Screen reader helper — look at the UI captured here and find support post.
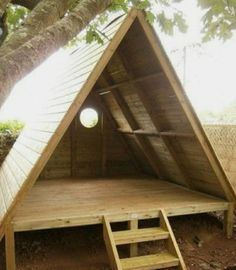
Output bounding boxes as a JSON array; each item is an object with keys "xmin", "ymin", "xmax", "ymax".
[
  {"xmin": 224, "ymin": 202, "xmax": 234, "ymax": 239},
  {"xmin": 128, "ymin": 219, "xmax": 138, "ymax": 257},
  {"xmin": 5, "ymin": 222, "xmax": 16, "ymax": 270},
  {"xmin": 101, "ymin": 112, "xmax": 107, "ymax": 176},
  {"xmin": 70, "ymin": 117, "xmax": 78, "ymax": 177}
]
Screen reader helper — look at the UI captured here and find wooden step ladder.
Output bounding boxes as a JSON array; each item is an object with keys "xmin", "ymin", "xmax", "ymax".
[{"xmin": 103, "ymin": 209, "xmax": 187, "ymax": 270}]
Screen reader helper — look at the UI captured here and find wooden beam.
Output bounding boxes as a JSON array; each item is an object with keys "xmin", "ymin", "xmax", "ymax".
[
  {"xmin": 96, "ymin": 72, "xmax": 164, "ymax": 94},
  {"xmin": 103, "ymin": 216, "xmax": 122, "ymax": 270},
  {"xmin": 160, "ymin": 131, "xmax": 194, "ymax": 138},
  {"xmin": 128, "ymin": 219, "xmax": 138, "ymax": 257},
  {"xmin": 102, "ymin": 70, "xmax": 165, "ymax": 178},
  {"xmin": 159, "ymin": 210, "xmax": 187, "ymax": 270},
  {"xmin": 223, "ymin": 202, "xmax": 234, "ymax": 239},
  {"xmin": 70, "ymin": 117, "xmax": 78, "ymax": 177},
  {"xmin": 118, "ymin": 128, "xmax": 194, "ymax": 138},
  {"xmin": 5, "ymin": 222, "xmax": 16, "ymax": 270},
  {"xmin": 116, "ymin": 49, "xmax": 192, "ymax": 188},
  {"xmin": 137, "ymin": 11, "xmax": 236, "ymax": 201},
  {"xmin": 101, "ymin": 112, "xmax": 107, "ymax": 176}
]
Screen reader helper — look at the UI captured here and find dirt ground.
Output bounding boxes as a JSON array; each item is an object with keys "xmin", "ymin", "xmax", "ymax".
[{"xmin": 0, "ymin": 214, "xmax": 235, "ymax": 270}]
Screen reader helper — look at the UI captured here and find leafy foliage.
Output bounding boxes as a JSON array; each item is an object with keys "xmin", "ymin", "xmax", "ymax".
[
  {"xmin": 3, "ymin": 0, "xmax": 236, "ymax": 46},
  {"xmin": 85, "ymin": 12, "xmax": 110, "ymax": 44},
  {"xmin": 198, "ymin": 0, "xmax": 236, "ymax": 41},
  {"xmin": 67, "ymin": 11, "xmax": 110, "ymax": 47},
  {"xmin": 0, "ymin": 120, "xmax": 24, "ymax": 134},
  {"xmin": 6, "ymin": 4, "xmax": 29, "ymax": 33},
  {"xmin": 0, "ymin": 120, "xmax": 24, "ymax": 165},
  {"xmin": 83, "ymin": 0, "xmax": 188, "ymax": 45}
]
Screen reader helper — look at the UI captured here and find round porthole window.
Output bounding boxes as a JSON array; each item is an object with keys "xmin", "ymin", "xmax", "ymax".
[{"xmin": 80, "ymin": 108, "xmax": 98, "ymax": 128}]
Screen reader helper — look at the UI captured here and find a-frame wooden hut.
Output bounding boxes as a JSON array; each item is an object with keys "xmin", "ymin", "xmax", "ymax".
[{"xmin": 0, "ymin": 9, "xmax": 235, "ymax": 270}]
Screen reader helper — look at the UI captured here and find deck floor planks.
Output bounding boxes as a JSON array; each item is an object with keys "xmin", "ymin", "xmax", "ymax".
[{"xmin": 13, "ymin": 176, "xmax": 228, "ymax": 232}]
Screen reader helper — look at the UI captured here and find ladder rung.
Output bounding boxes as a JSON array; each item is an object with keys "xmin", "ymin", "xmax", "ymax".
[
  {"xmin": 113, "ymin": 227, "xmax": 169, "ymax": 245},
  {"xmin": 121, "ymin": 252, "xmax": 179, "ymax": 270}
]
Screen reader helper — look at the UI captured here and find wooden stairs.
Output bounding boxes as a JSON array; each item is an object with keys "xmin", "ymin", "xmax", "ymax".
[{"xmin": 103, "ymin": 209, "xmax": 187, "ymax": 270}]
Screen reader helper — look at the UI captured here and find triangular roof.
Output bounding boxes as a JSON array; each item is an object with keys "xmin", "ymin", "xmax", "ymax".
[{"xmin": 0, "ymin": 9, "xmax": 235, "ymax": 240}]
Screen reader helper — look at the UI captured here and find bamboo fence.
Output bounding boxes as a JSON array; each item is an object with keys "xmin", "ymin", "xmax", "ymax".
[{"xmin": 204, "ymin": 125, "xmax": 236, "ymax": 191}]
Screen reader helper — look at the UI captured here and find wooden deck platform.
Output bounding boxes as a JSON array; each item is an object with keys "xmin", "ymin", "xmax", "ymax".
[{"xmin": 13, "ymin": 176, "xmax": 228, "ymax": 232}]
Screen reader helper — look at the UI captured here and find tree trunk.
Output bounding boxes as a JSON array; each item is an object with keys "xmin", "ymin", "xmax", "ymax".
[
  {"xmin": 0, "ymin": 0, "xmax": 11, "ymax": 17},
  {"xmin": 0, "ymin": 12, "xmax": 8, "ymax": 46},
  {"xmin": 0, "ymin": 0, "xmax": 112, "ymax": 107},
  {"xmin": 12, "ymin": 0, "xmax": 42, "ymax": 10},
  {"xmin": 0, "ymin": 0, "xmax": 71, "ymax": 58}
]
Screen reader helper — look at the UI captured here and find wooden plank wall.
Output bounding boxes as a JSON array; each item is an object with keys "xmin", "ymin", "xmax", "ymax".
[
  {"xmin": 204, "ymin": 125, "xmax": 236, "ymax": 191},
  {"xmin": 40, "ymin": 94, "xmax": 137, "ymax": 179},
  {"xmin": 39, "ymin": 130, "xmax": 71, "ymax": 179}
]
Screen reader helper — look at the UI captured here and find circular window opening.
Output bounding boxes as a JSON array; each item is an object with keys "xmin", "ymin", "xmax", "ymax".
[{"xmin": 80, "ymin": 108, "xmax": 98, "ymax": 128}]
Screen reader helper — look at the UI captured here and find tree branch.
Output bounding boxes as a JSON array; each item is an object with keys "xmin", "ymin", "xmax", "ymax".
[
  {"xmin": 0, "ymin": 0, "xmax": 112, "ymax": 107},
  {"xmin": 0, "ymin": 0, "xmax": 72, "ymax": 58},
  {"xmin": 0, "ymin": 12, "xmax": 8, "ymax": 46},
  {"xmin": 0, "ymin": 0, "xmax": 11, "ymax": 17},
  {"xmin": 11, "ymin": 0, "xmax": 42, "ymax": 10}
]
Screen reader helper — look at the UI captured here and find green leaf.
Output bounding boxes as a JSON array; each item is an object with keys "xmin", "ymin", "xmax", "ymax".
[
  {"xmin": 111, "ymin": 0, "xmax": 129, "ymax": 12},
  {"xmin": 174, "ymin": 13, "xmax": 188, "ymax": 33},
  {"xmin": 157, "ymin": 12, "xmax": 174, "ymax": 35},
  {"xmin": 0, "ymin": 120, "xmax": 24, "ymax": 134},
  {"xmin": 146, "ymin": 11, "xmax": 156, "ymax": 24},
  {"xmin": 6, "ymin": 5, "xmax": 29, "ymax": 32},
  {"xmin": 85, "ymin": 27, "xmax": 104, "ymax": 45},
  {"xmin": 136, "ymin": 0, "xmax": 151, "ymax": 10},
  {"xmin": 198, "ymin": 0, "xmax": 215, "ymax": 9}
]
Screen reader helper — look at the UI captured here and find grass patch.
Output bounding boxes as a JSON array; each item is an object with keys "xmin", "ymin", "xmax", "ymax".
[
  {"xmin": 0, "ymin": 120, "xmax": 24, "ymax": 165},
  {"xmin": 0, "ymin": 120, "xmax": 24, "ymax": 134}
]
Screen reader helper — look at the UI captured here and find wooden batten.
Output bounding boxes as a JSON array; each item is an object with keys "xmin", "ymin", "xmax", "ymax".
[
  {"xmin": 96, "ymin": 72, "xmax": 163, "ymax": 94},
  {"xmin": 70, "ymin": 118, "xmax": 78, "ymax": 177},
  {"xmin": 101, "ymin": 112, "xmax": 107, "ymax": 176},
  {"xmin": 5, "ymin": 222, "xmax": 16, "ymax": 270},
  {"xmin": 117, "ymin": 128, "xmax": 194, "ymax": 138}
]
